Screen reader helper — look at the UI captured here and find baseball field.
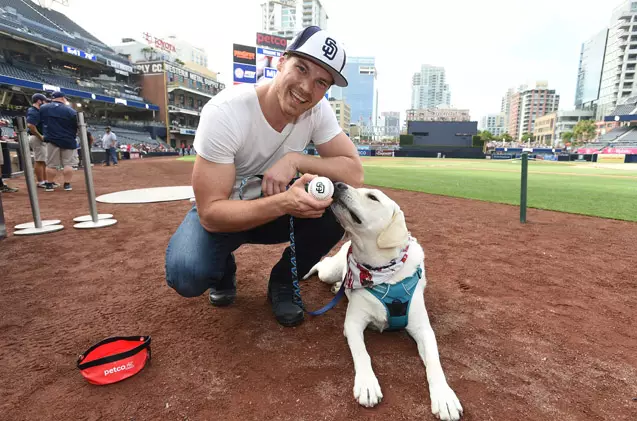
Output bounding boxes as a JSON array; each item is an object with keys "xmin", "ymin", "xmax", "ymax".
[{"xmin": 2, "ymin": 156, "xmax": 636, "ymax": 420}]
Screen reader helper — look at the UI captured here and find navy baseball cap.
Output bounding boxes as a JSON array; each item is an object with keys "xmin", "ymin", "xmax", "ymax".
[
  {"xmin": 31, "ymin": 93, "xmax": 48, "ymax": 103},
  {"xmin": 51, "ymin": 91, "xmax": 66, "ymax": 99},
  {"xmin": 286, "ymin": 26, "xmax": 348, "ymax": 87}
]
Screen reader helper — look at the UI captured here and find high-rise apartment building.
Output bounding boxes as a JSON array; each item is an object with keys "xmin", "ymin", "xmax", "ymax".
[
  {"xmin": 507, "ymin": 82, "xmax": 560, "ymax": 140},
  {"xmin": 597, "ymin": 1, "xmax": 637, "ymax": 120},
  {"xmin": 381, "ymin": 111, "xmax": 400, "ymax": 136},
  {"xmin": 260, "ymin": 0, "xmax": 328, "ymax": 40},
  {"xmin": 480, "ymin": 113, "xmax": 508, "ymax": 136},
  {"xmin": 411, "ymin": 65, "xmax": 451, "ymax": 109}
]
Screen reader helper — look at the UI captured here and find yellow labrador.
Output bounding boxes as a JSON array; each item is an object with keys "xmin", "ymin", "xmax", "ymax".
[{"xmin": 304, "ymin": 183, "xmax": 463, "ymax": 421}]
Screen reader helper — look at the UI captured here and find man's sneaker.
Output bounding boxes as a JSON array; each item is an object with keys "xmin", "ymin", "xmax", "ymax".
[
  {"xmin": 37, "ymin": 182, "xmax": 46, "ymax": 189},
  {"xmin": 63, "ymin": 183, "xmax": 72, "ymax": 191},
  {"xmin": 267, "ymin": 281, "xmax": 304, "ymax": 327},
  {"xmin": 51, "ymin": 182, "xmax": 60, "ymax": 188},
  {"xmin": 44, "ymin": 182, "xmax": 55, "ymax": 192},
  {"xmin": 0, "ymin": 184, "xmax": 18, "ymax": 193},
  {"xmin": 208, "ymin": 273, "xmax": 237, "ymax": 307}
]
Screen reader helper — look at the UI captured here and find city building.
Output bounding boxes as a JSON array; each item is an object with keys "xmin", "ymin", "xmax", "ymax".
[
  {"xmin": 507, "ymin": 82, "xmax": 560, "ymax": 140},
  {"xmin": 411, "ymin": 65, "xmax": 451, "ymax": 109},
  {"xmin": 480, "ymin": 113, "xmax": 507, "ymax": 136},
  {"xmin": 574, "ymin": 29, "xmax": 608, "ymax": 113},
  {"xmin": 534, "ymin": 110, "xmax": 596, "ymax": 145},
  {"xmin": 260, "ymin": 0, "xmax": 328, "ymax": 40},
  {"xmin": 112, "ymin": 33, "xmax": 210, "ymax": 70},
  {"xmin": 381, "ymin": 111, "xmax": 400, "ymax": 136},
  {"xmin": 328, "ymin": 99, "xmax": 351, "ymax": 134},
  {"xmin": 329, "ymin": 57, "xmax": 378, "ymax": 128},
  {"xmin": 500, "ymin": 87, "xmax": 516, "ymax": 133},
  {"xmin": 406, "ymin": 108, "xmax": 470, "ymax": 122},
  {"xmin": 133, "ymin": 60, "xmax": 224, "ymax": 148},
  {"xmin": 596, "ymin": 1, "xmax": 637, "ymax": 120}
]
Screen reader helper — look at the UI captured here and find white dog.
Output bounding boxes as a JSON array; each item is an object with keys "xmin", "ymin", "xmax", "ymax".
[{"xmin": 303, "ymin": 182, "xmax": 463, "ymax": 421}]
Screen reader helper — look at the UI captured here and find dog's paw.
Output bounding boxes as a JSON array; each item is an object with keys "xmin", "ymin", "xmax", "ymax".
[
  {"xmin": 430, "ymin": 384, "xmax": 463, "ymax": 420},
  {"xmin": 331, "ymin": 281, "xmax": 342, "ymax": 294},
  {"xmin": 353, "ymin": 371, "xmax": 383, "ymax": 407}
]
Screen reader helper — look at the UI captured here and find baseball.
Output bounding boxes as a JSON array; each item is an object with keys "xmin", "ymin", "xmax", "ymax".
[{"xmin": 307, "ymin": 177, "xmax": 334, "ymax": 201}]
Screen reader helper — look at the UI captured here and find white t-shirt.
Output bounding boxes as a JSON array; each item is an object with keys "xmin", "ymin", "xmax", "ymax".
[
  {"xmin": 102, "ymin": 132, "xmax": 117, "ymax": 148},
  {"xmin": 193, "ymin": 84, "xmax": 342, "ymax": 200}
]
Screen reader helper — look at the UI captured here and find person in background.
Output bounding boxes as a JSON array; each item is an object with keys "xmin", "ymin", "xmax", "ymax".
[
  {"xmin": 78, "ymin": 131, "xmax": 94, "ymax": 168},
  {"xmin": 39, "ymin": 91, "xmax": 78, "ymax": 192},
  {"xmin": 102, "ymin": 126, "xmax": 118, "ymax": 166},
  {"xmin": 26, "ymin": 93, "xmax": 50, "ymax": 188},
  {"xmin": 0, "ymin": 142, "xmax": 18, "ymax": 193}
]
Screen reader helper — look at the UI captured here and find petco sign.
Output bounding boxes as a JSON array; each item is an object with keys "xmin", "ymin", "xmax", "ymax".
[
  {"xmin": 256, "ymin": 32, "xmax": 287, "ymax": 50},
  {"xmin": 104, "ymin": 362, "xmax": 135, "ymax": 376}
]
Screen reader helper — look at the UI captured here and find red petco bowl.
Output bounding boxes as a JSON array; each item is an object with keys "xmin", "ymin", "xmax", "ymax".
[{"xmin": 77, "ymin": 336, "xmax": 151, "ymax": 385}]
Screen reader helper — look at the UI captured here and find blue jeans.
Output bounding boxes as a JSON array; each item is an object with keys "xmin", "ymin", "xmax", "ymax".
[
  {"xmin": 165, "ymin": 205, "xmax": 345, "ymax": 298},
  {"xmin": 106, "ymin": 147, "xmax": 118, "ymax": 165}
]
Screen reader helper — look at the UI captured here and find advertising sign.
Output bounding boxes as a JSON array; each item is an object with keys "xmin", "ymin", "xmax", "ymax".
[
  {"xmin": 256, "ymin": 32, "xmax": 288, "ymax": 50},
  {"xmin": 233, "ymin": 63, "xmax": 257, "ymax": 84},
  {"xmin": 597, "ymin": 154, "xmax": 626, "ymax": 163},
  {"xmin": 375, "ymin": 150, "xmax": 394, "ymax": 157},
  {"xmin": 62, "ymin": 45, "xmax": 96, "ymax": 61},
  {"xmin": 233, "ymin": 44, "xmax": 257, "ymax": 65},
  {"xmin": 256, "ymin": 47, "xmax": 282, "ymax": 83},
  {"xmin": 107, "ymin": 59, "xmax": 134, "ymax": 73},
  {"xmin": 142, "ymin": 32, "xmax": 176, "ymax": 53}
]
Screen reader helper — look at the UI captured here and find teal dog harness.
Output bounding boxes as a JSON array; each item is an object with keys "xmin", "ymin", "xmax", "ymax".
[{"xmin": 365, "ymin": 267, "xmax": 422, "ymax": 331}]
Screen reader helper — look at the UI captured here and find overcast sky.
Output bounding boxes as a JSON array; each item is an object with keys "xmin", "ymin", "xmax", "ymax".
[{"xmin": 50, "ymin": 0, "xmax": 621, "ymax": 122}]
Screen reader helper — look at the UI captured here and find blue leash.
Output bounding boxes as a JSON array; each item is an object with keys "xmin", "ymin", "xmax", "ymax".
[{"xmin": 239, "ymin": 175, "xmax": 345, "ymax": 316}]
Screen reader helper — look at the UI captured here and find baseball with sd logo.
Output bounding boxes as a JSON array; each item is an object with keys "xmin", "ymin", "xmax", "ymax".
[{"xmin": 307, "ymin": 177, "xmax": 334, "ymax": 201}]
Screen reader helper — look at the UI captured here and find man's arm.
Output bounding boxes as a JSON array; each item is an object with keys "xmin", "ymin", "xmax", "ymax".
[
  {"xmin": 296, "ymin": 131, "xmax": 364, "ymax": 187},
  {"xmin": 26, "ymin": 123, "xmax": 43, "ymax": 141},
  {"xmin": 193, "ymin": 156, "xmax": 331, "ymax": 233},
  {"xmin": 261, "ymin": 131, "xmax": 364, "ymax": 195}
]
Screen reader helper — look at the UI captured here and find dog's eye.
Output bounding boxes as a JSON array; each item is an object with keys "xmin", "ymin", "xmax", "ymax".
[{"xmin": 367, "ymin": 194, "xmax": 379, "ymax": 202}]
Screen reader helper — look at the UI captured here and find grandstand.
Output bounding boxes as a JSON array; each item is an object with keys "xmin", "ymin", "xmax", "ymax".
[{"xmin": 0, "ymin": 0, "xmax": 169, "ymax": 147}]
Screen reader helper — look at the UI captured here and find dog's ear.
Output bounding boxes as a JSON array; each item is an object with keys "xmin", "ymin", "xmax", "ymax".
[{"xmin": 377, "ymin": 210, "xmax": 409, "ymax": 249}]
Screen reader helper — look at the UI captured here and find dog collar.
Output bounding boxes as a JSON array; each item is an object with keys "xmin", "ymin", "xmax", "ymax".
[{"xmin": 344, "ymin": 237, "xmax": 416, "ymax": 289}]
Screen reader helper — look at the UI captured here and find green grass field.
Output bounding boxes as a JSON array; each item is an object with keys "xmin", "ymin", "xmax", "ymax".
[{"xmin": 178, "ymin": 155, "xmax": 637, "ymax": 222}]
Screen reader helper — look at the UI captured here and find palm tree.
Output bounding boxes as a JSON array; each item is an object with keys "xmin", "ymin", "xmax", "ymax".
[
  {"xmin": 572, "ymin": 120, "xmax": 597, "ymax": 146},
  {"xmin": 141, "ymin": 47, "xmax": 157, "ymax": 61}
]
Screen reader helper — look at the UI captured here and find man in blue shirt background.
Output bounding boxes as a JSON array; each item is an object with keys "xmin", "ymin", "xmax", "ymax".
[
  {"xmin": 26, "ymin": 93, "xmax": 50, "ymax": 188},
  {"xmin": 39, "ymin": 91, "xmax": 78, "ymax": 192}
]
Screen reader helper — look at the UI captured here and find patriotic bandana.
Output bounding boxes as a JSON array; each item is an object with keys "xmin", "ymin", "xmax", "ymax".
[{"xmin": 344, "ymin": 237, "xmax": 417, "ymax": 289}]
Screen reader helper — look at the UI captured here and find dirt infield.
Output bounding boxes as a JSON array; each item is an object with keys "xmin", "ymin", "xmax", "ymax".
[{"xmin": 1, "ymin": 157, "xmax": 636, "ymax": 421}]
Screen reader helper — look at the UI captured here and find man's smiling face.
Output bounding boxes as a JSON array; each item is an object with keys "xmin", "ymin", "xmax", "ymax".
[{"xmin": 274, "ymin": 53, "xmax": 333, "ymax": 118}]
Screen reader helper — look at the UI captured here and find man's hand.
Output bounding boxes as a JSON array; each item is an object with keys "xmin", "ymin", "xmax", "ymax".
[
  {"xmin": 261, "ymin": 153, "xmax": 299, "ymax": 196},
  {"xmin": 282, "ymin": 173, "xmax": 332, "ymax": 219}
]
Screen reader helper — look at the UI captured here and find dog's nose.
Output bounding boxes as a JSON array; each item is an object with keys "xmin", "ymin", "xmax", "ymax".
[
  {"xmin": 334, "ymin": 182, "xmax": 348, "ymax": 191},
  {"xmin": 333, "ymin": 182, "xmax": 348, "ymax": 199}
]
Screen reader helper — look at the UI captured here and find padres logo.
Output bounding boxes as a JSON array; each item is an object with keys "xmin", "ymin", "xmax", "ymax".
[
  {"xmin": 322, "ymin": 38, "xmax": 337, "ymax": 60},
  {"xmin": 315, "ymin": 182, "xmax": 325, "ymax": 194}
]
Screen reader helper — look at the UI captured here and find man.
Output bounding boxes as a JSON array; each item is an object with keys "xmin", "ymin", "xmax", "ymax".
[
  {"xmin": 102, "ymin": 127, "xmax": 118, "ymax": 166},
  {"xmin": 0, "ymin": 143, "xmax": 18, "ymax": 193},
  {"xmin": 39, "ymin": 91, "xmax": 78, "ymax": 191},
  {"xmin": 78, "ymin": 131, "xmax": 94, "ymax": 168},
  {"xmin": 165, "ymin": 26, "xmax": 363, "ymax": 327},
  {"xmin": 26, "ymin": 93, "xmax": 49, "ymax": 188}
]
